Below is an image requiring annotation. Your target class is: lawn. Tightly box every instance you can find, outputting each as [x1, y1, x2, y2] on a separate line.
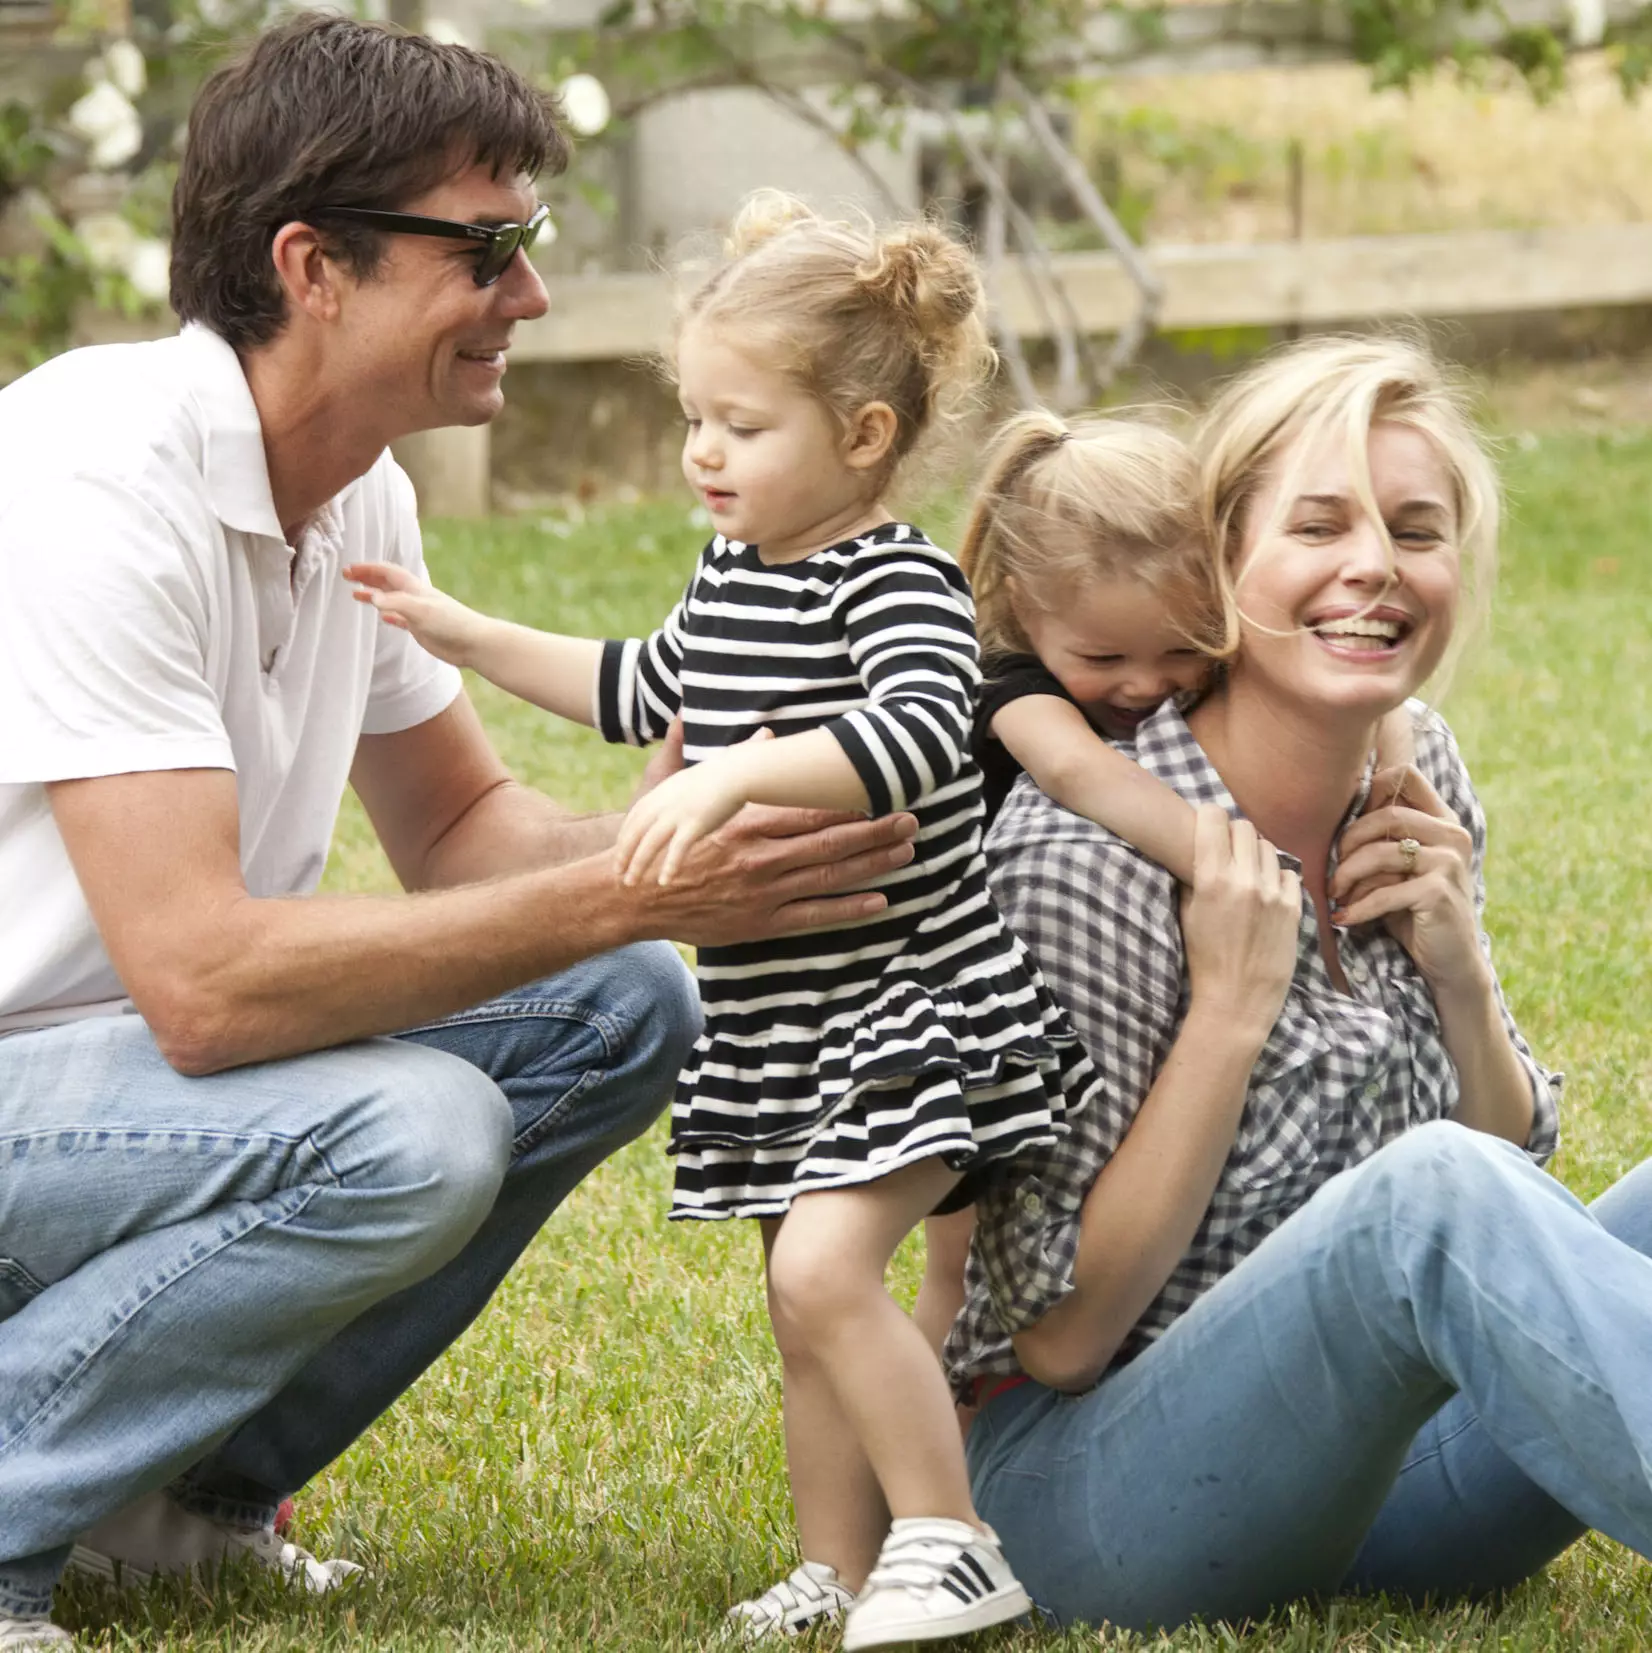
[60, 429, 1652, 1649]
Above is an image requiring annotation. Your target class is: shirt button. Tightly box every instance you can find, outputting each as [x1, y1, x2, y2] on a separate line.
[1020, 1190, 1044, 1217]
[1363, 1082, 1381, 1101]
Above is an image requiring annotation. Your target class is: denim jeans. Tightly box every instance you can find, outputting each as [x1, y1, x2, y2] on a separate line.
[966, 1120, 1652, 1631]
[0, 942, 698, 1618]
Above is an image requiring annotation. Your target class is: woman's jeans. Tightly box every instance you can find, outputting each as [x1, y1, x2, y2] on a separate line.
[0, 942, 698, 1619]
[967, 1121, 1652, 1631]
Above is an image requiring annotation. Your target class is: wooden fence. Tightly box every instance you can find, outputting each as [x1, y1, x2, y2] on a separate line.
[32, 219, 1652, 513]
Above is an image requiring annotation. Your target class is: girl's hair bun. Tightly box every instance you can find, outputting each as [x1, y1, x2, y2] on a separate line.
[855, 222, 985, 337]
[725, 189, 820, 259]
[673, 192, 994, 484]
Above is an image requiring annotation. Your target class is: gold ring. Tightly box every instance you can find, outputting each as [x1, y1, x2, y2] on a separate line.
[1397, 836, 1421, 873]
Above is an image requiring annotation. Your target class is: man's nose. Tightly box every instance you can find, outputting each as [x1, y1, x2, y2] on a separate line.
[499, 249, 549, 321]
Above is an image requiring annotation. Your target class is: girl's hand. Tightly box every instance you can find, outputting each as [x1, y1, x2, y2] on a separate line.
[618, 747, 759, 887]
[1180, 805, 1302, 1041]
[343, 562, 486, 668]
[1330, 765, 1485, 993]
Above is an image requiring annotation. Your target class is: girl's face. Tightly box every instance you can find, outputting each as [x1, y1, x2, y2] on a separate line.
[1230, 419, 1460, 721]
[676, 321, 878, 560]
[1016, 575, 1212, 739]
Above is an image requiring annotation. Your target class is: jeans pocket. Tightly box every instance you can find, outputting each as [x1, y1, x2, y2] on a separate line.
[0, 1256, 45, 1322]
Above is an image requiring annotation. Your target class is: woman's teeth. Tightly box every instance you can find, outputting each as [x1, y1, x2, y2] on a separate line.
[1314, 617, 1402, 648]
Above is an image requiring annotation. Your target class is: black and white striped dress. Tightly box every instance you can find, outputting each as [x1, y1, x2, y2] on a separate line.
[597, 522, 1098, 1219]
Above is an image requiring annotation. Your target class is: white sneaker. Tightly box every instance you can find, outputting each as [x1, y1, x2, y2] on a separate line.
[67, 1489, 362, 1595]
[0, 1618, 74, 1649]
[842, 1518, 1030, 1650]
[727, 1560, 856, 1639]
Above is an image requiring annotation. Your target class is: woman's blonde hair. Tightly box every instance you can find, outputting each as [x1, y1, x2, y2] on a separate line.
[1196, 333, 1499, 686]
[957, 408, 1218, 666]
[672, 191, 996, 486]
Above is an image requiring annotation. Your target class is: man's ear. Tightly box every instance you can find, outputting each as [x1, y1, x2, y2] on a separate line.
[843, 401, 899, 473]
[270, 221, 346, 324]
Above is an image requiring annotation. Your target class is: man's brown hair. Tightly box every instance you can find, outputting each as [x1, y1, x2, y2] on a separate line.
[170, 12, 569, 350]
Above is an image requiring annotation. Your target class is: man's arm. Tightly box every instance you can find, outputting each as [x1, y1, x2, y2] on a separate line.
[352, 693, 619, 888]
[50, 745, 917, 1079]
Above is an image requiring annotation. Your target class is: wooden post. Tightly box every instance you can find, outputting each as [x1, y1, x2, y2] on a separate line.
[391, 426, 492, 519]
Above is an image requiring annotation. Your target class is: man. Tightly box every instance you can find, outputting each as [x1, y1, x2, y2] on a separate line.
[0, 16, 916, 1647]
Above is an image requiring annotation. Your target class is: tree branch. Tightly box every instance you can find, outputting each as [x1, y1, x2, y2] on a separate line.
[1001, 70, 1162, 380]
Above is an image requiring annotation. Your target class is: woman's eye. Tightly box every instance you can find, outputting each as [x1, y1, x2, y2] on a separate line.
[1083, 655, 1123, 667]
[1394, 528, 1444, 548]
[1291, 520, 1338, 541]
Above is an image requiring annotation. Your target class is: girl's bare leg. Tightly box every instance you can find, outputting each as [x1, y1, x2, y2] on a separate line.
[760, 1218, 888, 1592]
[768, 1161, 979, 1526]
[913, 1206, 974, 1358]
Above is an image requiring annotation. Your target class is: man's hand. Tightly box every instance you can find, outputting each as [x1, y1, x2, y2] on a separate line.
[623, 803, 918, 947]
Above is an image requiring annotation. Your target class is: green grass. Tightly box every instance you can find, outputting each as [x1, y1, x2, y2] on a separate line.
[59, 432, 1652, 1648]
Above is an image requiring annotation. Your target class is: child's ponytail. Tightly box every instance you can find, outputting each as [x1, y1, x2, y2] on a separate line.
[958, 410, 1072, 666]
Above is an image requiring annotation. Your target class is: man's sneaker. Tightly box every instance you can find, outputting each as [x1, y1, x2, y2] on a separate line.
[0, 1617, 74, 1649]
[726, 1560, 855, 1640]
[842, 1518, 1030, 1650]
[67, 1489, 362, 1595]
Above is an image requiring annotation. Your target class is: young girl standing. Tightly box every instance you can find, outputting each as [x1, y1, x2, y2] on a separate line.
[347, 194, 1119, 1648]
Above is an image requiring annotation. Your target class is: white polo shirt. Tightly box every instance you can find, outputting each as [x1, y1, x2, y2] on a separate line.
[0, 325, 462, 1033]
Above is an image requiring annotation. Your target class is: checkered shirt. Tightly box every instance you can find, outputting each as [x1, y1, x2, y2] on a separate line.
[943, 698, 1562, 1400]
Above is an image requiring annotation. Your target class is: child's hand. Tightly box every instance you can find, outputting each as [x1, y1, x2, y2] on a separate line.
[617, 752, 756, 887]
[344, 562, 485, 668]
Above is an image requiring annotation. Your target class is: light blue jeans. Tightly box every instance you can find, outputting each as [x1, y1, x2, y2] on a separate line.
[967, 1121, 1652, 1630]
[0, 943, 698, 1619]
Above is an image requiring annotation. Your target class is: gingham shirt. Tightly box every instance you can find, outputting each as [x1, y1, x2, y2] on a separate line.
[944, 698, 1562, 1399]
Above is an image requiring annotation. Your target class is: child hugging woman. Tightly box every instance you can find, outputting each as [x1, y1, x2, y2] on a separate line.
[348, 192, 1097, 1648]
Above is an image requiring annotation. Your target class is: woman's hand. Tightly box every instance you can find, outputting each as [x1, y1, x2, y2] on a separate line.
[1330, 764, 1486, 993]
[344, 562, 487, 668]
[617, 745, 759, 887]
[1180, 804, 1302, 1041]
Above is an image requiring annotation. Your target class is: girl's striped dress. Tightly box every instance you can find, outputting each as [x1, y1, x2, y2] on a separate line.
[596, 521, 1097, 1219]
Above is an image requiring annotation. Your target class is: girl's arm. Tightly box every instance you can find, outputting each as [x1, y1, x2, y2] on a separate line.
[992, 695, 1196, 883]
[346, 562, 600, 726]
[617, 541, 973, 885]
[615, 727, 872, 885]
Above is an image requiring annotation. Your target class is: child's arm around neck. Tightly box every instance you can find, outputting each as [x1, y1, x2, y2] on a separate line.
[991, 694, 1196, 882]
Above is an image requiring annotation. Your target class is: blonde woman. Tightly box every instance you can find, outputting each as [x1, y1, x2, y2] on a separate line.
[944, 335, 1652, 1628]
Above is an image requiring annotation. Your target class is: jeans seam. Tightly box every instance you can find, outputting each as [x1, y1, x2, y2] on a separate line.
[511, 1061, 608, 1156]
[0, 1180, 330, 1466]
[398, 998, 622, 1064]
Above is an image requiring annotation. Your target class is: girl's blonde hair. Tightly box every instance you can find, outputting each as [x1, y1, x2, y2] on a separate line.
[1197, 333, 1499, 685]
[957, 409, 1218, 666]
[673, 191, 996, 485]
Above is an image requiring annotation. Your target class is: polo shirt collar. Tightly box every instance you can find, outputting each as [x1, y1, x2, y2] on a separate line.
[180, 323, 287, 543]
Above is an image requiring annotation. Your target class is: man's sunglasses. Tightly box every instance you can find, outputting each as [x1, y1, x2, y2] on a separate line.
[311, 203, 553, 287]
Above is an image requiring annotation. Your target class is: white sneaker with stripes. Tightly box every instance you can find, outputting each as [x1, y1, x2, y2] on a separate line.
[0, 1618, 74, 1649]
[842, 1518, 1030, 1650]
[67, 1489, 361, 1595]
[726, 1560, 855, 1639]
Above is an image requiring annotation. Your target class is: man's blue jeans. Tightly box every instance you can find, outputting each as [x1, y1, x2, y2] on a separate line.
[0, 942, 698, 1618]
[967, 1121, 1652, 1630]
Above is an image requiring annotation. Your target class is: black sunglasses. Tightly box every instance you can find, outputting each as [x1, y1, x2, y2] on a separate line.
[311, 203, 552, 287]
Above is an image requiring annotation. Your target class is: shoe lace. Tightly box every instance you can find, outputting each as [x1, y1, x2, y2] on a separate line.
[236, 1526, 311, 1575]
